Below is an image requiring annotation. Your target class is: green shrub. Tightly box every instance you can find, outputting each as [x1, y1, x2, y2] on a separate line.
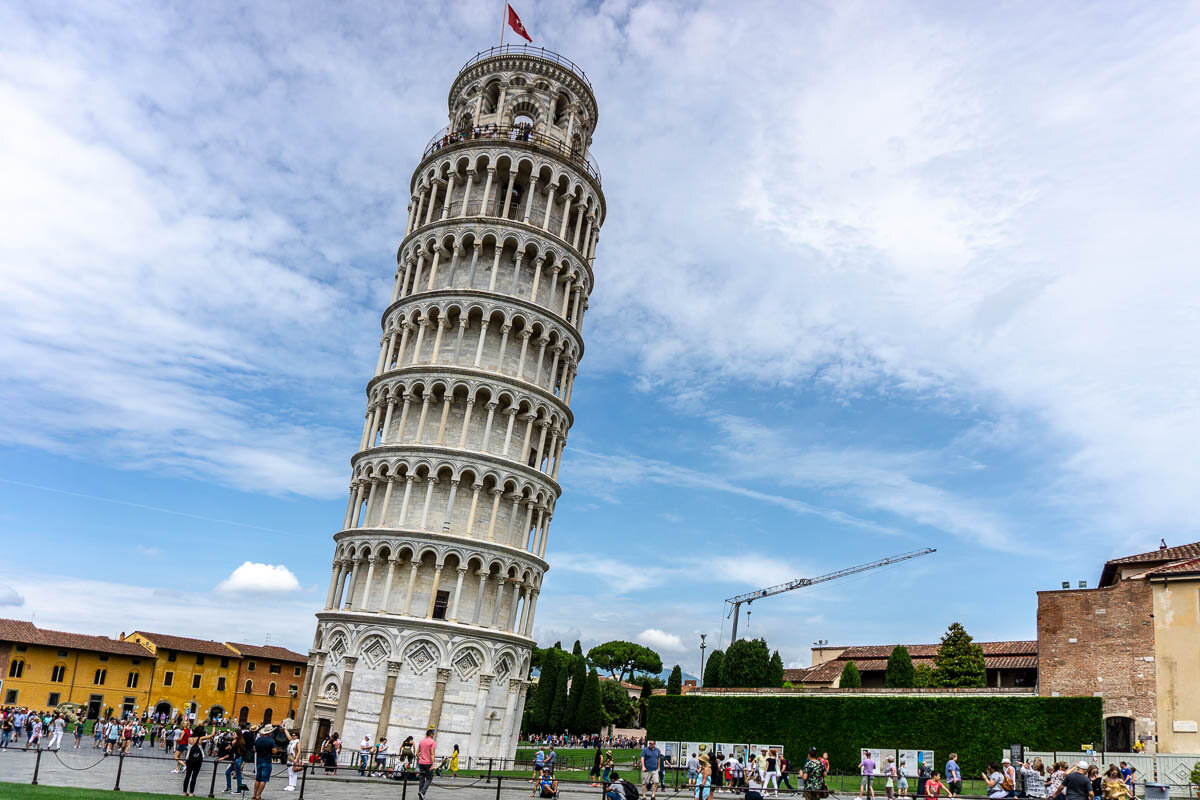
[646, 695, 1102, 774]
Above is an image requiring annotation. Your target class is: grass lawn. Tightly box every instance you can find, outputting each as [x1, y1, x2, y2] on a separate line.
[0, 783, 175, 799]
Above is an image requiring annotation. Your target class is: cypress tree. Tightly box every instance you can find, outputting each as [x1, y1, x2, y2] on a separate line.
[667, 664, 683, 695]
[839, 660, 862, 688]
[933, 622, 986, 687]
[768, 650, 785, 687]
[703, 649, 724, 688]
[549, 652, 571, 731]
[575, 668, 603, 733]
[638, 677, 652, 727]
[885, 645, 915, 688]
[532, 649, 559, 731]
[566, 643, 588, 729]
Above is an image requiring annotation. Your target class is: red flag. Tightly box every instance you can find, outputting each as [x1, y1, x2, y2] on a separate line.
[507, 4, 532, 42]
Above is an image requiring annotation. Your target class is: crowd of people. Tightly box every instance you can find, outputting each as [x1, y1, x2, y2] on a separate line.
[428, 122, 536, 155]
[522, 732, 647, 749]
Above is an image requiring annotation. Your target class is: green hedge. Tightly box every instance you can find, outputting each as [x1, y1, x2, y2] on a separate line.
[646, 695, 1102, 774]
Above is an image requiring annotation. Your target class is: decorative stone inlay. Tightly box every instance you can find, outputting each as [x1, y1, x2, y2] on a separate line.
[495, 655, 512, 681]
[453, 648, 482, 680]
[361, 636, 390, 668]
[406, 642, 437, 675]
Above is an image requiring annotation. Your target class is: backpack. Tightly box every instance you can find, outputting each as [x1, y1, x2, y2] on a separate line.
[187, 742, 204, 766]
[621, 779, 641, 800]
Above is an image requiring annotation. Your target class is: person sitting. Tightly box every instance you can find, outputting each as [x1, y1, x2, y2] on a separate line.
[531, 767, 558, 798]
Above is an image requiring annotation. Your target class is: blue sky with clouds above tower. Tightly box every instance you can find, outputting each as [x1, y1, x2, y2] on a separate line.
[2, 0, 1198, 672]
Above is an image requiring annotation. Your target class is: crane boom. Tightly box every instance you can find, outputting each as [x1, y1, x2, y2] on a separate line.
[726, 548, 936, 641]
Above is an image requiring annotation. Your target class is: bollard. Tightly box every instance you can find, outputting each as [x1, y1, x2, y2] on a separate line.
[299, 763, 308, 799]
[496, 773, 504, 800]
[31, 746, 42, 785]
[487, 757, 494, 783]
[114, 751, 126, 791]
[208, 758, 219, 797]
[403, 769, 410, 800]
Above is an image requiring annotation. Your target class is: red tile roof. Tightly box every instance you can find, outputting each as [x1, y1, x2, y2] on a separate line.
[1145, 557, 1200, 576]
[835, 641, 1037, 659]
[1100, 541, 1200, 585]
[228, 643, 306, 662]
[786, 641, 1038, 685]
[129, 631, 239, 658]
[0, 618, 149, 657]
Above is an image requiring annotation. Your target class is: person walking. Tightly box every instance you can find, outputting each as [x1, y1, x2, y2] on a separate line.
[1002, 759, 1018, 798]
[417, 728, 437, 800]
[221, 727, 247, 794]
[374, 737, 390, 777]
[172, 723, 189, 771]
[886, 757, 898, 799]
[1050, 761, 1094, 800]
[945, 755, 962, 797]
[860, 750, 878, 799]
[641, 739, 663, 800]
[251, 724, 278, 800]
[780, 753, 795, 793]
[802, 748, 827, 800]
[924, 771, 951, 800]
[533, 746, 546, 781]
[695, 755, 713, 800]
[1102, 765, 1130, 800]
[24, 715, 42, 751]
[602, 750, 615, 785]
[358, 734, 373, 774]
[47, 713, 65, 751]
[984, 763, 1009, 799]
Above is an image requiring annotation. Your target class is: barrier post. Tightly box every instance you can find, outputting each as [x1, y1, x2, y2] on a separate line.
[403, 770, 409, 800]
[31, 747, 42, 785]
[299, 763, 309, 799]
[208, 758, 219, 797]
[497, 774, 504, 800]
[487, 757, 494, 783]
[114, 751, 125, 791]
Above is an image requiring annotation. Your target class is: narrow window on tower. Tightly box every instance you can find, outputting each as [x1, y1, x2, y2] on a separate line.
[433, 590, 450, 619]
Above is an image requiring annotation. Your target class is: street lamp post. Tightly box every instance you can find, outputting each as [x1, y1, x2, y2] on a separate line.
[699, 634, 707, 686]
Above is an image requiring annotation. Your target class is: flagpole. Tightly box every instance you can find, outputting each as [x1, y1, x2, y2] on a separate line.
[499, 0, 506, 47]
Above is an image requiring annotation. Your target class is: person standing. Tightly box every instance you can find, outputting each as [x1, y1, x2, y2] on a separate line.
[533, 746, 545, 781]
[641, 739, 663, 800]
[374, 737, 390, 777]
[545, 745, 557, 775]
[417, 728, 437, 800]
[183, 725, 214, 797]
[1050, 761, 1095, 800]
[1002, 759, 1018, 798]
[24, 714, 43, 751]
[763, 749, 779, 796]
[222, 727, 247, 793]
[251, 724, 277, 800]
[47, 713, 65, 751]
[1020, 759, 1048, 799]
[924, 771, 951, 800]
[859, 750, 877, 799]
[802, 748, 827, 800]
[984, 763, 1009, 800]
[285, 730, 302, 792]
[591, 743, 604, 787]
[945, 755, 962, 797]
[687, 752, 701, 789]
[358, 734, 372, 774]
[72, 717, 84, 749]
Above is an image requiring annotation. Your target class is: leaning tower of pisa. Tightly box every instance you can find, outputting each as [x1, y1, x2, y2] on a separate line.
[299, 46, 603, 760]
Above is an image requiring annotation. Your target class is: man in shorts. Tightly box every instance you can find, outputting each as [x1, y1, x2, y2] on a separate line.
[860, 751, 877, 799]
[802, 748, 827, 800]
[417, 728, 437, 800]
[641, 739, 663, 800]
[252, 724, 277, 800]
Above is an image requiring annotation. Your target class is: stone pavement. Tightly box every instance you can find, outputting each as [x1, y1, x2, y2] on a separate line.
[0, 747, 704, 799]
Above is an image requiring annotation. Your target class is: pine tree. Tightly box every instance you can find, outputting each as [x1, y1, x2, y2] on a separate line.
[532, 649, 559, 732]
[566, 643, 588, 729]
[549, 652, 571, 731]
[721, 638, 772, 687]
[933, 622, 986, 687]
[575, 668, 604, 733]
[667, 665, 683, 695]
[768, 650, 785, 687]
[885, 645, 915, 688]
[703, 650, 724, 688]
[839, 660, 862, 688]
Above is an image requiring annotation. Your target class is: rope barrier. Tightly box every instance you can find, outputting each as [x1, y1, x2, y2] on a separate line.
[51, 749, 111, 771]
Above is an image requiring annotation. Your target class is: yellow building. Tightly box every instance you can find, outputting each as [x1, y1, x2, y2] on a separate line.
[0, 619, 153, 719]
[1149, 555, 1200, 753]
[227, 643, 308, 727]
[122, 631, 241, 722]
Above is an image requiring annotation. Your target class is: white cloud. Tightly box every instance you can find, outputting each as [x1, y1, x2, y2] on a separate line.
[215, 562, 301, 594]
[0, 584, 24, 607]
[637, 628, 686, 654]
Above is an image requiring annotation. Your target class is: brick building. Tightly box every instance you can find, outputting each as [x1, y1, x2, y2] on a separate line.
[227, 642, 307, 726]
[1038, 540, 1200, 753]
[785, 640, 1038, 689]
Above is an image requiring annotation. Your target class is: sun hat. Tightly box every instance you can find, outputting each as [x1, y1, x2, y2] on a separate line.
[1077, 761, 1089, 770]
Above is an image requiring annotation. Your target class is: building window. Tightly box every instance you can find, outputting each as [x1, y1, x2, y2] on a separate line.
[220, 657, 229, 668]
[15, 645, 26, 653]
[192, 674, 202, 689]
[432, 590, 450, 619]
[123, 697, 135, 715]
[269, 664, 281, 674]
[126, 672, 139, 688]
[163, 671, 174, 687]
[268, 682, 277, 697]
[217, 677, 226, 691]
[131, 658, 141, 665]
[262, 708, 273, 723]
[289, 684, 299, 696]
[94, 669, 107, 685]
[247, 661, 255, 672]
[56, 649, 68, 658]
[98, 655, 108, 662]
[4, 690, 17, 704]
[293, 666, 302, 677]
[47, 692, 61, 707]
[244, 679, 253, 694]
[167, 650, 176, 662]
[51, 665, 66, 683]
[8, 660, 24, 678]
[196, 655, 205, 665]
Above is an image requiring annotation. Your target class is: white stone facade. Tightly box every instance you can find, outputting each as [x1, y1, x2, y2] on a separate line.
[301, 46, 603, 761]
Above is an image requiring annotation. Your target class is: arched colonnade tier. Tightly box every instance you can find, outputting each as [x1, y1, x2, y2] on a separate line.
[447, 50, 598, 164]
[392, 222, 592, 332]
[322, 536, 544, 638]
[342, 453, 559, 557]
[371, 300, 581, 406]
[403, 150, 602, 268]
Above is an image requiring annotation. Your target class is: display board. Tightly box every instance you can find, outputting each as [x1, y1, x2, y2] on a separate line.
[662, 742, 683, 765]
[897, 750, 934, 777]
[683, 742, 714, 762]
[859, 748, 897, 775]
[716, 743, 750, 762]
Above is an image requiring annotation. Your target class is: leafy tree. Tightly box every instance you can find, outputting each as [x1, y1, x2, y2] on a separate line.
[839, 661, 862, 688]
[667, 665, 683, 695]
[885, 645, 915, 688]
[703, 650, 725, 688]
[638, 678, 652, 727]
[587, 640, 663, 683]
[531, 649, 559, 731]
[933, 622, 986, 688]
[549, 653, 571, 730]
[913, 664, 935, 688]
[768, 650, 785, 688]
[575, 668, 604, 733]
[566, 641, 588, 729]
[721, 638, 772, 687]
[598, 677, 635, 726]
[636, 674, 667, 689]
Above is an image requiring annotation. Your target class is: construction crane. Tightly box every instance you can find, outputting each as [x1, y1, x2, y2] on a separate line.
[726, 548, 936, 641]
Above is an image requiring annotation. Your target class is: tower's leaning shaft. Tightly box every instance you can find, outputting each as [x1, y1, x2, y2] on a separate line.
[300, 45, 602, 760]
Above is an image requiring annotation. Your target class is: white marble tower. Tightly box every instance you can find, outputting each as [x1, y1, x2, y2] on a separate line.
[299, 45, 603, 761]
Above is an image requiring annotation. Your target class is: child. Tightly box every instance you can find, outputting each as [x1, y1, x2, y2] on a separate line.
[925, 771, 952, 800]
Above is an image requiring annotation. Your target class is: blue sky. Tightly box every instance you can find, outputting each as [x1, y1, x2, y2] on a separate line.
[2, 0, 1199, 675]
